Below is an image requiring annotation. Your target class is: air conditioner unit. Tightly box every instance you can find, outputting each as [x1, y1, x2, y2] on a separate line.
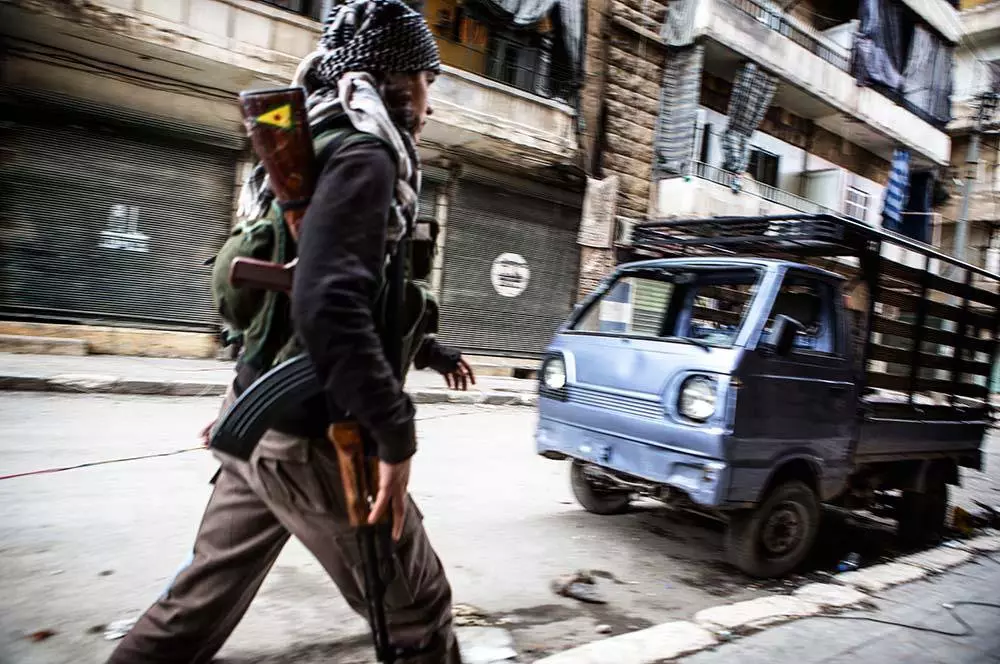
[803, 168, 845, 211]
[820, 20, 859, 52]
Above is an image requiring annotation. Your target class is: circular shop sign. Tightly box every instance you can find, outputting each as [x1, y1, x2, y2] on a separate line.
[490, 253, 530, 298]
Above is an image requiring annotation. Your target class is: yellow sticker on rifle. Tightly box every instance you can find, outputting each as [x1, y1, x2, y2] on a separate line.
[256, 104, 293, 130]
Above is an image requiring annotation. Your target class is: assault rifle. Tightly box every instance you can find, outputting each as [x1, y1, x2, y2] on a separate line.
[210, 86, 412, 664]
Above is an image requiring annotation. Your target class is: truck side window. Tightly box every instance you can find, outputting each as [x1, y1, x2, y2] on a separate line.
[763, 276, 837, 355]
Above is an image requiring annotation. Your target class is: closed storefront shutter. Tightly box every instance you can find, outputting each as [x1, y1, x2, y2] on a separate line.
[0, 118, 236, 329]
[437, 179, 581, 356]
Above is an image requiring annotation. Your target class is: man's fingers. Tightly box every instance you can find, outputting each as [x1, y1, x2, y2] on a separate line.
[463, 360, 477, 385]
[369, 486, 390, 526]
[391, 492, 406, 541]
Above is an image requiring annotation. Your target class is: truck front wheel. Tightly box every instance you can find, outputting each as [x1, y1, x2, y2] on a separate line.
[725, 480, 821, 578]
[570, 461, 631, 515]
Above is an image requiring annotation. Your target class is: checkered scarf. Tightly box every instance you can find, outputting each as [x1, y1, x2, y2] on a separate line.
[238, 0, 439, 247]
[314, 0, 440, 88]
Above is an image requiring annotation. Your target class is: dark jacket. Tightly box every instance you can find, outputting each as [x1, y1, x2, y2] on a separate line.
[290, 135, 419, 464]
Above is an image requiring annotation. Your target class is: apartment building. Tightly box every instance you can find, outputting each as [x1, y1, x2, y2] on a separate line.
[0, 0, 585, 358]
[576, 0, 962, 290]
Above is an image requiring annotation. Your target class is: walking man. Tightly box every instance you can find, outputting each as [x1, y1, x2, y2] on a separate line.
[109, 2, 470, 661]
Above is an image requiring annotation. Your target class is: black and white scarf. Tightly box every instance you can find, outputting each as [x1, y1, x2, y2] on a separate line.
[237, 0, 440, 247]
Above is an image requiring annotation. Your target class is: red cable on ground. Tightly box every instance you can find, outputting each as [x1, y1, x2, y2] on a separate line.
[0, 447, 205, 481]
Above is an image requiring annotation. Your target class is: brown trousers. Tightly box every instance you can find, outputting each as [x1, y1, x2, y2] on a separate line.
[109, 395, 460, 664]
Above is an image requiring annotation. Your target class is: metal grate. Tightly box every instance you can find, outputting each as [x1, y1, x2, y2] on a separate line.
[567, 385, 664, 420]
[436, 179, 581, 356]
[0, 119, 237, 330]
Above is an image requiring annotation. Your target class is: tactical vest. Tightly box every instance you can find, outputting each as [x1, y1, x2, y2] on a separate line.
[211, 125, 440, 389]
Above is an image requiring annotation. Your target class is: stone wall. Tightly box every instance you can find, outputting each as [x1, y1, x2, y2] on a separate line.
[575, 0, 668, 298]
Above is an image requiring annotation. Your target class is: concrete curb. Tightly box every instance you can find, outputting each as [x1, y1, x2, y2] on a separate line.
[531, 531, 1000, 664]
[0, 374, 538, 406]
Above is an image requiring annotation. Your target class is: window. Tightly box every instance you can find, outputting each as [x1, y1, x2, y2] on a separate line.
[699, 123, 713, 164]
[254, 0, 327, 20]
[763, 275, 838, 355]
[844, 187, 870, 222]
[572, 268, 761, 348]
[748, 149, 780, 187]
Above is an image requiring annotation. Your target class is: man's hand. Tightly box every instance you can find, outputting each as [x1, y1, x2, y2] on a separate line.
[441, 358, 476, 391]
[199, 419, 216, 448]
[368, 457, 411, 541]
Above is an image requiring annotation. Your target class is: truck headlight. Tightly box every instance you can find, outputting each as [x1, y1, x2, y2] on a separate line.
[678, 375, 717, 422]
[542, 356, 567, 390]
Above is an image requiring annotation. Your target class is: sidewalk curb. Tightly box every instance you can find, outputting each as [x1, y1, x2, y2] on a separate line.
[531, 531, 1000, 664]
[0, 374, 538, 406]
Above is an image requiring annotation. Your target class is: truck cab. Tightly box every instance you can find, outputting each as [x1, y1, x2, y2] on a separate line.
[536, 214, 997, 577]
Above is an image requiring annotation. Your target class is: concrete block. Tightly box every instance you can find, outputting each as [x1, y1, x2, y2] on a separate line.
[138, 0, 184, 22]
[694, 596, 820, 632]
[836, 562, 926, 593]
[272, 21, 315, 59]
[456, 626, 517, 664]
[967, 533, 1000, 552]
[0, 335, 88, 356]
[482, 391, 523, 406]
[0, 322, 217, 359]
[48, 374, 118, 392]
[233, 7, 273, 48]
[897, 546, 973, 573]
[533, 621, 716, 664]
[188, 0, 230, 38]
[792, 583, 867, 609]
[447, 391, 486, 405]
[412, 390, 451, 405]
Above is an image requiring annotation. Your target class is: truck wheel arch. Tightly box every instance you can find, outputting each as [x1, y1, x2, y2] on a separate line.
[758, 456, 822, 503]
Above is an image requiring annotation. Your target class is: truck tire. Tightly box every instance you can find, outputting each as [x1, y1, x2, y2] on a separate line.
[570, 461, 631, 515]
[897, 468, 949, 549]
[725, 480, 821, 578]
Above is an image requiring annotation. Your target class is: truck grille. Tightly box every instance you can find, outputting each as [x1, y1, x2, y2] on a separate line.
[566, 385, 663, 420]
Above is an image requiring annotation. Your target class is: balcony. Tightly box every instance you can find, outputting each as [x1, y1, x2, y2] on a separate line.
[1, 0, 577, 168]
[651, 161, 839, 220]
[673, 0, 952, 166]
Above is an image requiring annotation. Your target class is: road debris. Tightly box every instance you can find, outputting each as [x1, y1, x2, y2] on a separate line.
[457, 626, 517, 663]
[103, 616, 139, 641]
[28, 629, 57, 642]
[595, 624, 612, 634]
[453, 604, 493, 627]
[837, 552, 861, 572]
[551, 570, 607, 604]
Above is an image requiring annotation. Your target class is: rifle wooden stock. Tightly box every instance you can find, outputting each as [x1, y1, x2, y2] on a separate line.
[238, 87, 315, 241]
[329, 423, 382, 527]
[229, 257, 296, 293]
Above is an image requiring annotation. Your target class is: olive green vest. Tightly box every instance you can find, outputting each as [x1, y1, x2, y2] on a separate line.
[211, 126, 438, 382]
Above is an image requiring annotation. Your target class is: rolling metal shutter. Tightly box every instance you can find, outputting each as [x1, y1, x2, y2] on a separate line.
[0, 119, 236, 330]
[437, 179, 581, 356]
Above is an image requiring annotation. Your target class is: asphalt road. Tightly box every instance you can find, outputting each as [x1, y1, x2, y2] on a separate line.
[1, 392, 996, 663]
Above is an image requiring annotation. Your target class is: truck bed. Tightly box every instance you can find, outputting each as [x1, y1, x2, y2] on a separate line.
[855, 393, 990, 468]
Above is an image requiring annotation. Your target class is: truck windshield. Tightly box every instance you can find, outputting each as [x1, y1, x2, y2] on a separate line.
[570, 268, 760, 348]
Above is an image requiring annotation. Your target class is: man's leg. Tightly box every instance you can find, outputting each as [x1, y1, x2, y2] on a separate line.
[249, 442, 461, 663]
[109, 456, 290, 664]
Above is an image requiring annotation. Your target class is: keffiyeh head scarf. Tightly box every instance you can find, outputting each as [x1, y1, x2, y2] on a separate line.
[240, 0, 441, 248]
[313, 0, 441, 88]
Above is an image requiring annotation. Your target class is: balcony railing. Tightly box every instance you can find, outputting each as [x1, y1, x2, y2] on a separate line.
[431, 33, 573, 102]
[725, 0, 852, 72]
[253, 0, 327, 21]
[692, 161, 839, 215]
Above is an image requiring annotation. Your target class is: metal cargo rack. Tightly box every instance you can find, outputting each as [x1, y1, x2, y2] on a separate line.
[623, 213, 1000, 410]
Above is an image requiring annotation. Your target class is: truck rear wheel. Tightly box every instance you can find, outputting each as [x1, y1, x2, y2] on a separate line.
[725, 480, 821, 578]
[570, 461, 631, 515]
[897, 468, 949, 549]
